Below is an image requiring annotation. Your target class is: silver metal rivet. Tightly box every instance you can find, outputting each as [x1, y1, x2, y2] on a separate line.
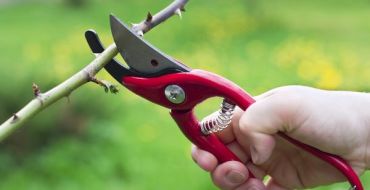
[164, 85, 185, 104]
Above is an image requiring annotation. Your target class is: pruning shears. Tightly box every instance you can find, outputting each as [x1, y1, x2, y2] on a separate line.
[85, 15, 362, 190]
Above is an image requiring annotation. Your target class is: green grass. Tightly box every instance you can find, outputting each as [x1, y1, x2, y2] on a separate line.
[0, 0, 370, 189]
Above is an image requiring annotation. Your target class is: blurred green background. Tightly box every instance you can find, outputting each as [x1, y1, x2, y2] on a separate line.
[0, 0, 370, 189]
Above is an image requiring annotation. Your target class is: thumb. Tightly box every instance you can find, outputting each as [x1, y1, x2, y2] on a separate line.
[238, 90, 301, 165]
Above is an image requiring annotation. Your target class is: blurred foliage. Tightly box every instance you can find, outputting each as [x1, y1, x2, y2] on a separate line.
[0, 0, 370, 189]
[64, 0, 87, 8]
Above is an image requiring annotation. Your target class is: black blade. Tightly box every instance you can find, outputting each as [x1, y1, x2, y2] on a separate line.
[110, 15, 191, 75]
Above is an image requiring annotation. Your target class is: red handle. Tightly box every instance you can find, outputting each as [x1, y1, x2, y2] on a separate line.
[170, 109, 241, 163]
[122, 69, 362, 189]
[170, 109, 255, 178]
[170, 110, 255, 179]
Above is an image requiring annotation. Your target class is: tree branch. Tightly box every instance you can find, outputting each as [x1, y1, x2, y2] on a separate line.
[0, 0, 189, 141]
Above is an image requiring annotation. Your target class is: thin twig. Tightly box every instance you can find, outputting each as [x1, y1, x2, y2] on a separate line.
[0, 0, 189, 141]
[132, 0, 188, 36]
[89, 76, 119, 94]
[0, 44, 118, 141]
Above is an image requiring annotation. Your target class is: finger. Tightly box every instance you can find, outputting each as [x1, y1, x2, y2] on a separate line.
[192, 141, 249, 170]
[211, 161, 249, 190]
[227, 141, 249, 163]
[234, 178, 267, 190]
[246, 162, 267, 180]
[215, 87, 280, 144]
[224, 89, 281, 152]
[191, 145, 218, 172]
[239, 92, 298, 165]
[266, 179, 287, 190]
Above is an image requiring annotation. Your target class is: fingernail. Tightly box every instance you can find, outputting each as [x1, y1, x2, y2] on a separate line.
[225, 170, 246, 184]
[250, 146, 260, 164]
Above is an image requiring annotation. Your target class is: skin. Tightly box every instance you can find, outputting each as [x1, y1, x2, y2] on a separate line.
[191, 85, 370, 190]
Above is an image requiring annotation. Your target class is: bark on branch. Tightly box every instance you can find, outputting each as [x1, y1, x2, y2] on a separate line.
[0, 0, 189, 141]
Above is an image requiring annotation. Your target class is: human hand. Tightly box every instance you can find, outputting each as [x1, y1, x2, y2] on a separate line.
[192, 86, 370, 189]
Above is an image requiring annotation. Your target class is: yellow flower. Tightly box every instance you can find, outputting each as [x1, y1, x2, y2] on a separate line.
[316, 63, 342, 89]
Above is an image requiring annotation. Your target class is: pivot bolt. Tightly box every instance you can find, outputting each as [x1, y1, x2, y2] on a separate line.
[164, 85, 185, 104]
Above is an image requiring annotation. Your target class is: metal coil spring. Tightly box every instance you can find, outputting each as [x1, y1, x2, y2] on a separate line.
[200, 99, 236, 135]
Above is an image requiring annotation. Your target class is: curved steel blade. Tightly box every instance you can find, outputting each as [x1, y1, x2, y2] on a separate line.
[110, 15, 190, 76]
